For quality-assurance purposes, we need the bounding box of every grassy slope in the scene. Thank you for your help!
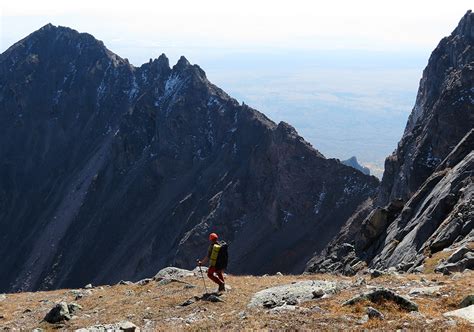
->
[0,272,472,330]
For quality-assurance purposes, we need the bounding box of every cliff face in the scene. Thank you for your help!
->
[378,10,474,206]
[0,25,378,292]
[306,11,474,275]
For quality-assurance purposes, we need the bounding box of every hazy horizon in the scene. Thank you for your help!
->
[1,1,471,177]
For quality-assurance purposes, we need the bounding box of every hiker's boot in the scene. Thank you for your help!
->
[218,283,226,292]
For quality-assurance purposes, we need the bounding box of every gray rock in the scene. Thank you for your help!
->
[369,269,385,278]
[443,305,474,323]
[68,303,82,314]
[269,304,298,313]
[409,311,426,319]
[238,311,247,319]
[154,267,194,280]
[71,289,93,300]
[343,288,418,311]
[180,299,195,306]
[75,321,140,332]
[409,286,442,296]
[135,278,152,286]
[44,302,71,323]
[447,246,471,263]
[276,272,283,276]
[413,265,425,273]
[312,288,324,298]
[118,280,134,285]
[84,284,93,289]
[367,306,384,319]
[200,294,224,303]
[459,295,474,308]
[357,314,369,324]
[248,280,339,309]
[354,278,366,287]
[387,267,397,274]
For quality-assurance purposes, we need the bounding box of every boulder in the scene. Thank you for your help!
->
[459,295,474,308]
[248,280,340,309]
[84,284,93,289]
[118,280,134,285]
[135,278,152,286]
[70,289,93,300]
[343,288,418,311]
[68,303,82,314]
[154,267,194,280]
[437,249,474,273]
[447,246,471,264]
[367,306,384,319]
[443,305,474,324]
[369,269,385,278]
[193,293,224,303]
[75,321,139,332]
[408,286,442,296]
[44,302,71,323]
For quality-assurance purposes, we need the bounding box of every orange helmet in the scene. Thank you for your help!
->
[209,233,218,241]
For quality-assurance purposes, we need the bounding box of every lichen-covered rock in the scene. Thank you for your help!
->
[367,306,384,319]
[343,288,418,312]
[459,295,474,308]
[44,302,71,323]
[75,321,139,332]
[443,305,474,324]
[248,280,341,309]
[154,267,194,280]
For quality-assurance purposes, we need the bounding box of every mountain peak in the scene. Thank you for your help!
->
[341,156,370,175]
[39,23,55,30]
[452,9,473,39]
[174,55,191,70]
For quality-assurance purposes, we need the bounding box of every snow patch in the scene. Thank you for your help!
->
[282,210,293,224]
[313,191,326,215]
[127,75,139,102]
[96,62,112,107]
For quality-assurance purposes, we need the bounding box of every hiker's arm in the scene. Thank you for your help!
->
[199,256,209,265]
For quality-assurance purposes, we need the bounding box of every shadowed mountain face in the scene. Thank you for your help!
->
[306,11,474,275]
[0,24,378,292]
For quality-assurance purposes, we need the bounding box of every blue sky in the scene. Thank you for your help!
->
[1,1,472,176]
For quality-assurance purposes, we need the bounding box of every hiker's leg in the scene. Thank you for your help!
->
[215,269,225,284]
[207,267,223,285]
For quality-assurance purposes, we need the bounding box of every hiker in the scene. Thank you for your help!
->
[197,232,228,292]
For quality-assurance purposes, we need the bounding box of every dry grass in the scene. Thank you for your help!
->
[0,271,472,331]
[424,249,454,273]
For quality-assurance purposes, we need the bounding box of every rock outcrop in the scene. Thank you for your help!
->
[378,10,474,206]
[0,24,378,292]
[248,280,342,309]
[306,11,474,275]
[343,288,419,312]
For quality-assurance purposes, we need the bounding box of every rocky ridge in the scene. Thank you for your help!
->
[0,24,378,292]
[306,10,474,276]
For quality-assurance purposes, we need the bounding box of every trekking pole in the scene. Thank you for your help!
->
[198,263,208,294]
